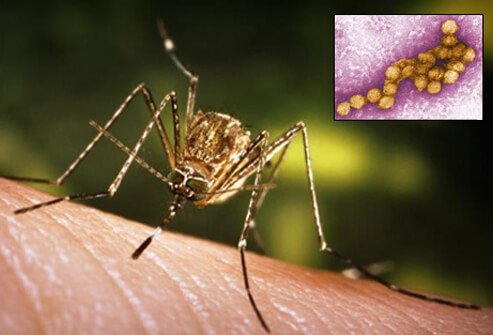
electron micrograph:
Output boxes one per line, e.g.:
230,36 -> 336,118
334,15 -> 483,120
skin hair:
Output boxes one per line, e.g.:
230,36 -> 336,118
1,178 -> 491,334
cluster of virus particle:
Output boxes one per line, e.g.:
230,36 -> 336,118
336,19 -> 476,117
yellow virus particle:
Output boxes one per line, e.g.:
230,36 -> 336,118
418,52 -> 436,65
428,67 -> 445,81
383,81 -> 398,96
414,75 -> 428,92
463,47 -> 476,63
378,96 -> 394,109
427,81 -> 442,94
441,34 -> 459,47
336,102 -> 351,116
443,70 -> 459,84
433,45 -> 449,60
349,94 -> 366,109
447,61 -> 466,73
366,88 -> 382,103
336,19 -> 475,117
451,43 -> 467,58
401,65 -> 415,78
441,19 -> 458,35
385,66 -> 401,81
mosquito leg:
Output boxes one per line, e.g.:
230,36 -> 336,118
14,92 -> 178,214
157,19 -> 198,135
14,191 -> 110,214
131,194 -> 186,259
1,83 -> 175,186
274,121 -> 480,309
89,121 -> 167,183
249,141 -> 292,254
237,131 -> 271,333
214,124 -> 294,255
213,128 -> 273,196
322,247 -> 480,309
256,142 -> 290,210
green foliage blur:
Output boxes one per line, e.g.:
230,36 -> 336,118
1,1 -> 491,305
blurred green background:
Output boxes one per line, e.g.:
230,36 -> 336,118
1,1 -> 491,306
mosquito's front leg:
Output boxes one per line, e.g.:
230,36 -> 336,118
13,91 -> 178,214
2,83 -> 175,186
157,19 -> 198,136
89,121 -> 167,183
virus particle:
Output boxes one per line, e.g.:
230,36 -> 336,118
334,15 -> 482,120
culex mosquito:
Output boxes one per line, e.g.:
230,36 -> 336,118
2,20 -> 479,332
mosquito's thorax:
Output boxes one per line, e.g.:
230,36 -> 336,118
185,111 -> 252,172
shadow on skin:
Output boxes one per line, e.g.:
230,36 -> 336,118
0,178 -> 491,334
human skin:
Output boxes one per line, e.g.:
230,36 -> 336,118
0,178 -> 491,334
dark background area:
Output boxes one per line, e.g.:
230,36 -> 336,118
0,1 -> 491,305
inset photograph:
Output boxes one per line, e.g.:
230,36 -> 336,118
334,15 -> 483,120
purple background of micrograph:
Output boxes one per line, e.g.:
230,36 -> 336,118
334,15 -> 483,120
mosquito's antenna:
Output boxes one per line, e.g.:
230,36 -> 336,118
89,121 -> 168,183
132,195 -> 185,259
157,18 -> 195,80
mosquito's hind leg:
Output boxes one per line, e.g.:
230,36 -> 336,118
13,91 -> 178,214
269,121 -> 480,310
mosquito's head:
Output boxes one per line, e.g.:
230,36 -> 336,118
167,167 -> 210,201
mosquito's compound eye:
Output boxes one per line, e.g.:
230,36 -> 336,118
186,178 -> 209,201
167,170 -> 184,184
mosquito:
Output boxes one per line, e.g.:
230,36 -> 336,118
2,20 -> 479,332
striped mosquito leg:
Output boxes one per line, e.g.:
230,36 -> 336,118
157,19 -> 198,137
170,92 -> 181,165
107,92 -> 176,196
56,83 -> 174,186
14,92 -> 177,214
131,195 -> 186,259
322,247 -> 480,309
2,83 -> 174,188
279,121 -> 480,310
237,131 -> 271,333
214,128 -> 273,195
14,191 -> 110,214
255,139 -> 291,212
249,141 -> 292,254
89,121 -> 167,183
185,76 -> 198,135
